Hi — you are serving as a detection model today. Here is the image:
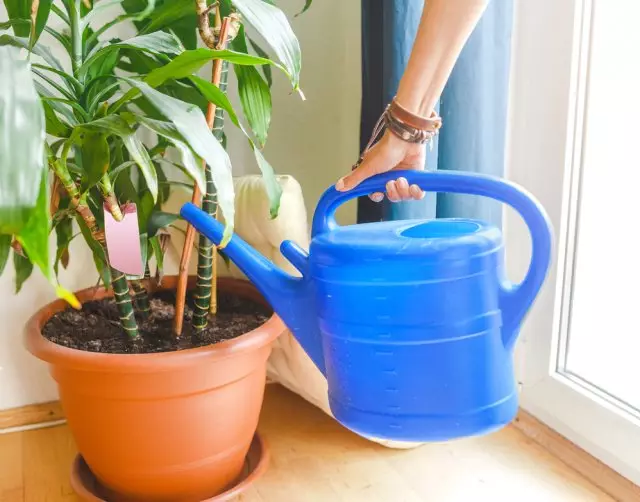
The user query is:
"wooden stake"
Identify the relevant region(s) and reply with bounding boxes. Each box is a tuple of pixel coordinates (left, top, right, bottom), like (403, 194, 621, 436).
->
(173, 12, 231, 336)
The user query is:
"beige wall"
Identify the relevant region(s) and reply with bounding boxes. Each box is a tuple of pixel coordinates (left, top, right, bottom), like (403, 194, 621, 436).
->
(0, 0, 361, 411)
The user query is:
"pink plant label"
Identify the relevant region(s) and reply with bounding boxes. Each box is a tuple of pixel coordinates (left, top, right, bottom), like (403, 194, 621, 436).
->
(103, 203, 144, 276)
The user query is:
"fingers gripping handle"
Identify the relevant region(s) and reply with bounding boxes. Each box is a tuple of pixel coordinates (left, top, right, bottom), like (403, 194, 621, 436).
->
(312, 170, 553, 348)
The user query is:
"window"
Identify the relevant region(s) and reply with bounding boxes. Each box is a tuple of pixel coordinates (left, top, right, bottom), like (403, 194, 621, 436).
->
(507, 0, 640, 485)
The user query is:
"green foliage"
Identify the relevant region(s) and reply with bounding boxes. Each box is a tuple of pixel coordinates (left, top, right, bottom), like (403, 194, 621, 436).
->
(0, 0, 307, 335)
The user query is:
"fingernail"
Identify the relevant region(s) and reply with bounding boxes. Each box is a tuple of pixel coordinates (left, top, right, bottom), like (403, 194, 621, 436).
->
(336, 178, 345, 191)
(370, 193, 383, 203)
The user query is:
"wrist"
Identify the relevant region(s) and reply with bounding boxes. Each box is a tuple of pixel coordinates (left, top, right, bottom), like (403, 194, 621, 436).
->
(384, 96, 441, 144)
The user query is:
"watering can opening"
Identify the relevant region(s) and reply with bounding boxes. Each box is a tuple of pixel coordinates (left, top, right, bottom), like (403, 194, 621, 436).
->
(400, 220, 482, 239)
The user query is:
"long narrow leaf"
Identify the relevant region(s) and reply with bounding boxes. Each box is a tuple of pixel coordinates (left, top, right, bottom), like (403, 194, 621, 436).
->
(191, 74, 281, 215)
(230, 0, 301, 89)
(0, 33, 64, 70)
(78, 31, 184, 78)
(139, 0, 192, 34)
(0, 234, 11, 275)
(34, 81, 77, 124)
(0, 46, 45, 234)
(135, 115, 206, 194)
(81, 0, 126, 30)
(233, 27, 271, 147)
(248, 37, 273, 87)
(15, 173, 80, 307)
(296, 0, 312, 16)
(32, 68, 76, 101)
(250, 146, 282, 218)
(122, 78, 235, 244)
(78, 115, 158, 202)
(144, 48, 281, 88)
(2, 0, 51, 43)
(13, 251, 33, 292)
(42, 99, 72, 137)
(188, 75, 240, 127)
(32, 63, 82, 94)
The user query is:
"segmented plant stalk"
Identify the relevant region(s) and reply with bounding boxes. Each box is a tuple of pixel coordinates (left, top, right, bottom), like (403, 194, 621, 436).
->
(192, 17, 232, 331)
(55, 161, 139, 339)
(131, 266, 151, 319)
(97, 173, 142, 335)
(131, 280, 151, 319)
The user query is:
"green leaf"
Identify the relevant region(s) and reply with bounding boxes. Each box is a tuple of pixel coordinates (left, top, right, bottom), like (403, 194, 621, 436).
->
(76, 214, 111, 288)
(296, 0, 312, 16)
(189, 75, 240, 127)
(0, 34, 63, 70)
(34, 81, 77, 124)
(235, 64, 271, 147)
(87, 0, 156, 46)
(121, 134, 158, 202)
(231, 0, 301, 89)
(78, 31, 184, 78)
(248, 37, 272, 87)
(50, 3, 69, 24)
(81, 0, 126, 30)
(0, 46, 46, 234)
(53, 216, 73, 275)
(43, 25, 71, 53)
(40, 96, 91, 121)
(84, 46, 120, 85)
(2, 0, 51, 43)
(78, 116, 158, 202)
(251, 146, 282, 218)
(15, 174, 48, 281)
(122, 78, 235, 244)
(42, 100, 71, 137)
(79, 132, 110, 189)
(139, 0, 192, 34)
(13, 251, 33, 292)
(149, 234, 163, 279)
(191, 74, 281, 215)
(31, 63, 82, 95)
(144, 48, 278, 88)
(0, 234, 11, 276)
(32, 68, 76, 101)
(135, 115, 205, 194)
(16, 174, 80, 307)
(234, 27, 271, 147)
(147, 211, 178, 237)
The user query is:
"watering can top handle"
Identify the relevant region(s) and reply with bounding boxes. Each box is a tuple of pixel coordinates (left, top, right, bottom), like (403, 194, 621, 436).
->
(311, 169, 553, 347)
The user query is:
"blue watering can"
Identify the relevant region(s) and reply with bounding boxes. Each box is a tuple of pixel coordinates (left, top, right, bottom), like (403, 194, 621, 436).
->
(180, 170, 552, 442)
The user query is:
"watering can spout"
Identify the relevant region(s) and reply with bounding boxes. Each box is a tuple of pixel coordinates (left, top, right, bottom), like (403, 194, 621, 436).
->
(179, 203, 326, 375)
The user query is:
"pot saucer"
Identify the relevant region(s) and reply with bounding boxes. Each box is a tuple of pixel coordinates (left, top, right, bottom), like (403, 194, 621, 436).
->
(70, 433, 269, 501)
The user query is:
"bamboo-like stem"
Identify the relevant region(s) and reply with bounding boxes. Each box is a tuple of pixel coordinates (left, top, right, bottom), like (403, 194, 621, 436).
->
(52, 161, 140, 339)
(98, 173, 149, 327)
(192, 14, 233, 331)
(68, 0, 83, 75)
(173, 10, 230, 336)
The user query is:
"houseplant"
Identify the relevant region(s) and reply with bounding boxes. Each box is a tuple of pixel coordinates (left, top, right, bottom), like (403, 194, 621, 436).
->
(0, 0, 309, 499)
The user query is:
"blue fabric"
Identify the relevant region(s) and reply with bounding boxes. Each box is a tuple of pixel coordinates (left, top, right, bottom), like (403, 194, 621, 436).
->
(358, 0, 514, 226)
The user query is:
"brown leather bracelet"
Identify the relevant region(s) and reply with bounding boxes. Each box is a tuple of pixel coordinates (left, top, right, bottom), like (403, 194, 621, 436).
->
(389, 97, 442, 132)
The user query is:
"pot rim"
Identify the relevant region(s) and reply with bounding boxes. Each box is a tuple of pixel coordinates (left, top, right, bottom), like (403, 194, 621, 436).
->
(24, 276, 286, 372)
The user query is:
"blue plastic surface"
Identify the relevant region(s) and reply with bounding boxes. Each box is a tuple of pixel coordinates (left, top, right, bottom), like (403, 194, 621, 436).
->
(180, 170, 552, 442)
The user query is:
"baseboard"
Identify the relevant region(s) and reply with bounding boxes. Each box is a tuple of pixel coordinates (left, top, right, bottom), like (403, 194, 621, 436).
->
(513, 410, 640, 501)
(0, 400, 65, 432)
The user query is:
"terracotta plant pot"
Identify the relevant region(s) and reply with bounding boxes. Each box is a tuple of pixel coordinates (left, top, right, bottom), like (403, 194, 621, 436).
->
(25, 276, 285, 502)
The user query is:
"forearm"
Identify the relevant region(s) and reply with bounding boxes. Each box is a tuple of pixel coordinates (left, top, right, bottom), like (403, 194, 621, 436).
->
(396, 0, 490, 116)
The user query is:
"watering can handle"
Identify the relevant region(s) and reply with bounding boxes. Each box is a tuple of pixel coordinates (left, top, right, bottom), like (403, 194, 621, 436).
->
(312, 170, 553, 349)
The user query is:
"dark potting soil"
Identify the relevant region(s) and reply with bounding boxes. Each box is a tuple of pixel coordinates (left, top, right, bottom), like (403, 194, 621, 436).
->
(42, 291, 272, 354)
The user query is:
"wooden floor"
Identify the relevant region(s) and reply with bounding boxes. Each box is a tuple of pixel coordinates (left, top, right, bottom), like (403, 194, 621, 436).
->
(0, 384, 615, 502)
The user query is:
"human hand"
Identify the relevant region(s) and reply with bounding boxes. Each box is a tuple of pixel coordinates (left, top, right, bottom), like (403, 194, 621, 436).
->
(335, 130, 426, 202)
